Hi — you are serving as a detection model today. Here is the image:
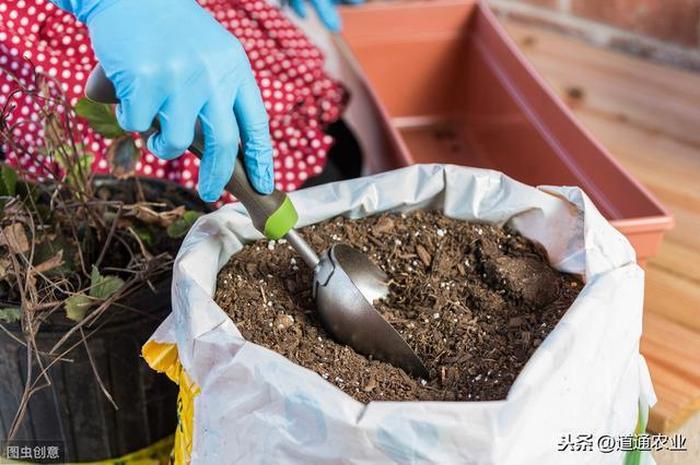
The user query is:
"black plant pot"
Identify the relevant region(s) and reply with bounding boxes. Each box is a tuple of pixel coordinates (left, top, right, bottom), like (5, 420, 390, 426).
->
(0, 177, 209, 463)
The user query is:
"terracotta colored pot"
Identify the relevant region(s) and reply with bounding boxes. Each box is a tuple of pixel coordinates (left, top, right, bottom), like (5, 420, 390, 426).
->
(338, 0, 673, 264)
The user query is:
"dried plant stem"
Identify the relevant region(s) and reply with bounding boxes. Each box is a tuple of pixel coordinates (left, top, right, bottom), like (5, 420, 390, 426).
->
(95, 204, 122, 268)
(80, 327, 118, 410)
(1, 62, 184, 440)
(8, 336, 34, 439)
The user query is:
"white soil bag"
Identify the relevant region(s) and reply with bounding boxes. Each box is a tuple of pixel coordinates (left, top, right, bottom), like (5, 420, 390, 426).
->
(150, 164, 654, 465)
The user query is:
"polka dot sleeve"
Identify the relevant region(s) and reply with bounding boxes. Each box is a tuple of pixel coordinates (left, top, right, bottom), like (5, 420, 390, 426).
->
(0, 0, 348, 199)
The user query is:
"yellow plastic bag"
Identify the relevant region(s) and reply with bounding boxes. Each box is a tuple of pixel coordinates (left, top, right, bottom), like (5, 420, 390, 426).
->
(142, 341, 200, 465)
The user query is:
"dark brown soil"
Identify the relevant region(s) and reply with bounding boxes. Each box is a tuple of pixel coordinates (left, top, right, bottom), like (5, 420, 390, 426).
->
(215, 211, 582, 402)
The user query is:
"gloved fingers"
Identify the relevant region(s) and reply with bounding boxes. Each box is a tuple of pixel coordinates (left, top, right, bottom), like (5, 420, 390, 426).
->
(115, 81, 164, 133)
(147, 93, 202, 160)
(289, 0, 307, 19)
(309, 0, 341, 32)
(233, 74, 274, 195)
(197, 94, 240, 202)
(336, 0, 363, 5)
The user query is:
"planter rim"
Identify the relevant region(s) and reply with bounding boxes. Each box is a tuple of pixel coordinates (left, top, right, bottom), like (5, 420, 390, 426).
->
(1, 175, 208, 332)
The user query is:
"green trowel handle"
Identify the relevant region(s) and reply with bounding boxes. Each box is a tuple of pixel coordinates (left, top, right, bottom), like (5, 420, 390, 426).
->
(85, 65, 297, 240)
(189, 139, 297, 240)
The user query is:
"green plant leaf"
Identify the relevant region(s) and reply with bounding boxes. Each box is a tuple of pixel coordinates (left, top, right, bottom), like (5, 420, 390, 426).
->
(65, 294, 92, 322)
(52, 145, 93, 191)
(0, 307, 21, 323)
(74, 98, 125, 139)
(132, 225, 155, 246)
(65, 268, 124, 322)
(183, 210, 201, 224)
(166, 210, 202, 238)
(89, 265, 125, 300)
(0, 164, 18, 197)
(106, 136, 139, 179)
(67, 153, 94, 190)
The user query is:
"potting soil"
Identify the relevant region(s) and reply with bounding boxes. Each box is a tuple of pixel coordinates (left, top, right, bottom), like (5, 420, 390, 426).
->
(215, 211, 582, 402)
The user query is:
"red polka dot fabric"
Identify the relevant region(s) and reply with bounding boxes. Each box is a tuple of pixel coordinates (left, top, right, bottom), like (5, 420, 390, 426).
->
(0, 0, 347, 198)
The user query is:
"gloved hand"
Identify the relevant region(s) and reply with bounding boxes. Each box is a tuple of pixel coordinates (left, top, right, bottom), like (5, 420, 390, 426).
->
(288, 0, 364, 33)
(51, 0, 274, 202)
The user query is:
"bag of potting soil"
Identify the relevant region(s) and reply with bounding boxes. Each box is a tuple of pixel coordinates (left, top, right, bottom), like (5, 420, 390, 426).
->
(142, 164, 655, 465)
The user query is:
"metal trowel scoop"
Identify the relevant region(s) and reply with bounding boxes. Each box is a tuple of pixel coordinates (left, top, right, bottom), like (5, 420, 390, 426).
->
(86, 66, 428, 378)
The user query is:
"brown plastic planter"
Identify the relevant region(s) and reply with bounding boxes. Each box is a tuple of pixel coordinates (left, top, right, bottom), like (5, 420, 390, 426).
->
(338, 0, 673, 264)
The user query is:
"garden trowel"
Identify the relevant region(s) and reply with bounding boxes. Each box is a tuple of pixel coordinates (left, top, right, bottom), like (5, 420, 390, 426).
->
(85, 66, 429, 379)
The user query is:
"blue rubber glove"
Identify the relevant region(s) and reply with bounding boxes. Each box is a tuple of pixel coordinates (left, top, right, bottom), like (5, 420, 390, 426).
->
(289, 0, 364, 32)
(51, 0, 274, 202)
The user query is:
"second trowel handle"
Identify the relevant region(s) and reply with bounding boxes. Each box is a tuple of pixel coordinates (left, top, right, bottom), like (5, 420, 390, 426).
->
(85, 65, 297, 240)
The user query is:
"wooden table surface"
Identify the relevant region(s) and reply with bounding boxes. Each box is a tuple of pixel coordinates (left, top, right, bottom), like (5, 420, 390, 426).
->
(501, 20, 700, 435)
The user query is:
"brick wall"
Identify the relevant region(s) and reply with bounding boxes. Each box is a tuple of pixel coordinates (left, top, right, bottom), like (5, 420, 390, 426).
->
(490, 0, 700, 70)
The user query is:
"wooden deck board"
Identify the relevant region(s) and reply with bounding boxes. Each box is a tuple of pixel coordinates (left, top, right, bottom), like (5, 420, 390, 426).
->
(642, 313, 700, 386)
(503, 21, 700, 433)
